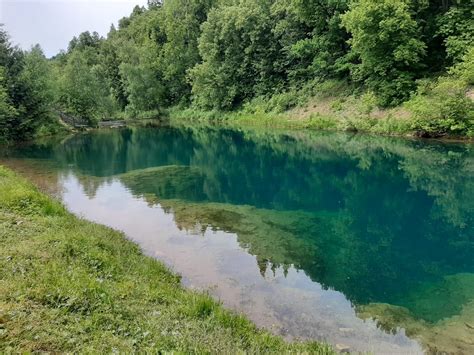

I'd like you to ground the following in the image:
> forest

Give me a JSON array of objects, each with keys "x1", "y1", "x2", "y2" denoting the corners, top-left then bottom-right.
[{"x1": 0, "y1": 0, "x2": 473, "y2": 142}]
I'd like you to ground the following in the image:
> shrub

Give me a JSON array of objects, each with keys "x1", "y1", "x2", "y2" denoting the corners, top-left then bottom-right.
[
  {"x1": 450, "y1": 47, "x2": 474, "y2": 85},
  {"x1": 407, "y1": 77, "x2": 474, "y2": 136},
  {"x1": 305, "y1": 113, "x2": 338, "y2": 130}
]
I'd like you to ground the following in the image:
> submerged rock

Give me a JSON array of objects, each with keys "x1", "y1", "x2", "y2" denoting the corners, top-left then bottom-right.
[{"x1": 335, "y1": 343, "x2": 350, "y2": 353}]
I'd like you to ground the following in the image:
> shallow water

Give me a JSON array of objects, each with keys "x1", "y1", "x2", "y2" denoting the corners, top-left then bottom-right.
[{"x1": 1, "y1": 126, "x2": 473, "y2": 353}]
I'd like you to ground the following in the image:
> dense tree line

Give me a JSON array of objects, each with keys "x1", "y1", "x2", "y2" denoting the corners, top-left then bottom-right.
[
  {"x1": 0, "y1": 28, "x2": 55, "y2": 141},
  {"x1": 0, "y1": 0, "x2": 473, "y2": 141}
]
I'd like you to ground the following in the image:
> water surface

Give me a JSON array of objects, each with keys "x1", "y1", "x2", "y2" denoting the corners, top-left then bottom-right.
[{"x1": 1, "y1": 126, "x2": 473, "y2": 353}]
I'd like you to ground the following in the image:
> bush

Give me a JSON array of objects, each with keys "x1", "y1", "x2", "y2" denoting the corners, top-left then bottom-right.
[
  {"x1": 243, "y1": 90, "x2": 301, "y2": 114},
  {"x1": 407, "y1": 77, "x2": 474, "y2": 136},
  {"x1": 341, "y1": 0, "x2": 426, "y2": 107},
  {"x1": 450, "y1": 47, "x2": 474, "y2": 85},
  {"x1": 305, "y1": 113, "x2": 338, "y2": 130},
  {"x1": 406, "y1": 46, "x2": 474, "y2": 137}
]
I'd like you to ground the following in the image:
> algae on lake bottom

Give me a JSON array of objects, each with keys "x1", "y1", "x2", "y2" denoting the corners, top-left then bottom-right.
[
  {"x1": 2, "y1": 126, "x2": 474, "y2": 354},
  {"x1": 115, "y1": 164, "x2": 474, "y2": 354}
]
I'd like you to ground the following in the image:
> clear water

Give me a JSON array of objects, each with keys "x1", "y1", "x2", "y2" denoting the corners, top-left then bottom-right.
[{"x1": 1, "y1": 126, "x2": 473, "y2": 353}]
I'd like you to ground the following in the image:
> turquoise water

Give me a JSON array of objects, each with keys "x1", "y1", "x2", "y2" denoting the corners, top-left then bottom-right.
[{"x1": 1, "y1": 126, "x2": 473, "y2": 353}]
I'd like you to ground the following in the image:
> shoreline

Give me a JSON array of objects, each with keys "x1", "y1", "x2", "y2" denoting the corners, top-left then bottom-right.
[
  {"x1": 165, "y1": 108, "x2": 474, "y2": 143},
  {"x1": 0, "y1": 165, "x2": 333, "y2": 353}
]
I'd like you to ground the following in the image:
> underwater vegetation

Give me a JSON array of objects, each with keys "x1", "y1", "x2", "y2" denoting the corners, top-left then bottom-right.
[{"x1": 2, "y1": 126, "x2": 473, "y2": 353}]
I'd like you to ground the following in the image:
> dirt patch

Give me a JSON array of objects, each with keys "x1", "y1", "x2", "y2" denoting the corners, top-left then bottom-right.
[
  {"x1": 287, "y1": 97, "x2": 340, "y2": 120},
  {"x1": 466, "y1": 88, "x2": 474, "y2": 101}
]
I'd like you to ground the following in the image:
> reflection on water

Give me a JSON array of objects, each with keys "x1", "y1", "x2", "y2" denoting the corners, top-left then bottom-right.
[{"x1": 1, "y1": 126, "x2": 473, "y2": 354}]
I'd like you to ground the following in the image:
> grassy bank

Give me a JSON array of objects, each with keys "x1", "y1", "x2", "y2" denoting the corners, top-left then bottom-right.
[
  {"x1": 167, "y1": 98, "x2": 471, "y2": 140},
  {"x1": 168, "y1": 72, "x2": 474, "y2": 139},
  {"x1": 0, "y1": 166, "x2": 332, "y2": 353},
  {"x1": 167, "y1": 99, "x2": 414, "y2": 137}
]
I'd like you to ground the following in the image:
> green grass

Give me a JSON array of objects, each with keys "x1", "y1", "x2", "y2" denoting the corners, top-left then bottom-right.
[
  {"x1": 0, "y1": 166, "x2": 333, "y2": 353},
  {"x1": 167, "y1": 76, "x2": 473, "y2": 139},
  {"x1": 167, "y1": 101, "x2": 415, "y2": 137}
]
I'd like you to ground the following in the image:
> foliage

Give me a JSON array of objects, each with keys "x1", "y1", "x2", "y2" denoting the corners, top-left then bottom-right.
[
  {"x1": 341, "y1": 0, "x2": 426, "y2": 106},
  {"x1": 1, "y1": 0, "x2": 473, "y2": 138},
  {"x1": 98, "y1": 35, "x2": 128, "y2": 110},
  {"x1": 157, "y1": 0, "x2": 216, "y2": 104},
  {"x1": 15, "y1": 46, "x2": 55, "y2": 136},
  {"x1": 57, "y1": 50, "x2": 117, "y2": 124},
  {"x1": 450, "y1": 46, "x2": 474, "y2": 85},
  {"x1": 0, "y1": 27, "x2": 56, "y2": 141},
  {"x1": 100, "y1": 0, "x2": 215, "y2": 113},
  {"x1": 190, "y1": 0, "x2": 282, "y2": 110},
  {"x1": 114, "y1": 7, "x2": 167, "y2": 113},
  {"x1": 408, "y1": 78, "x2": 473, "y2": 136},
  {"x1": 407, "y1": 46, "x2": 474, "y2": 137},
  {"x1": 68, "y1": 31, "x2": 103, "y2": 53},
  {"x1": 0, "y1": 67, "x2": 17, "y2": 140},
  {"x1": 287, "y1": 0, "x2": 350, "y2": 80},
  {"x1": 437, "y1": 0, "x2": 474, "y2": 63}
]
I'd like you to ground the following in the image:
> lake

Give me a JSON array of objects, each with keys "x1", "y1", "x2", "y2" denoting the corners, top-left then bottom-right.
[{"x1": 1, "y1": 126, "x2": 473, "y2": 353}]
